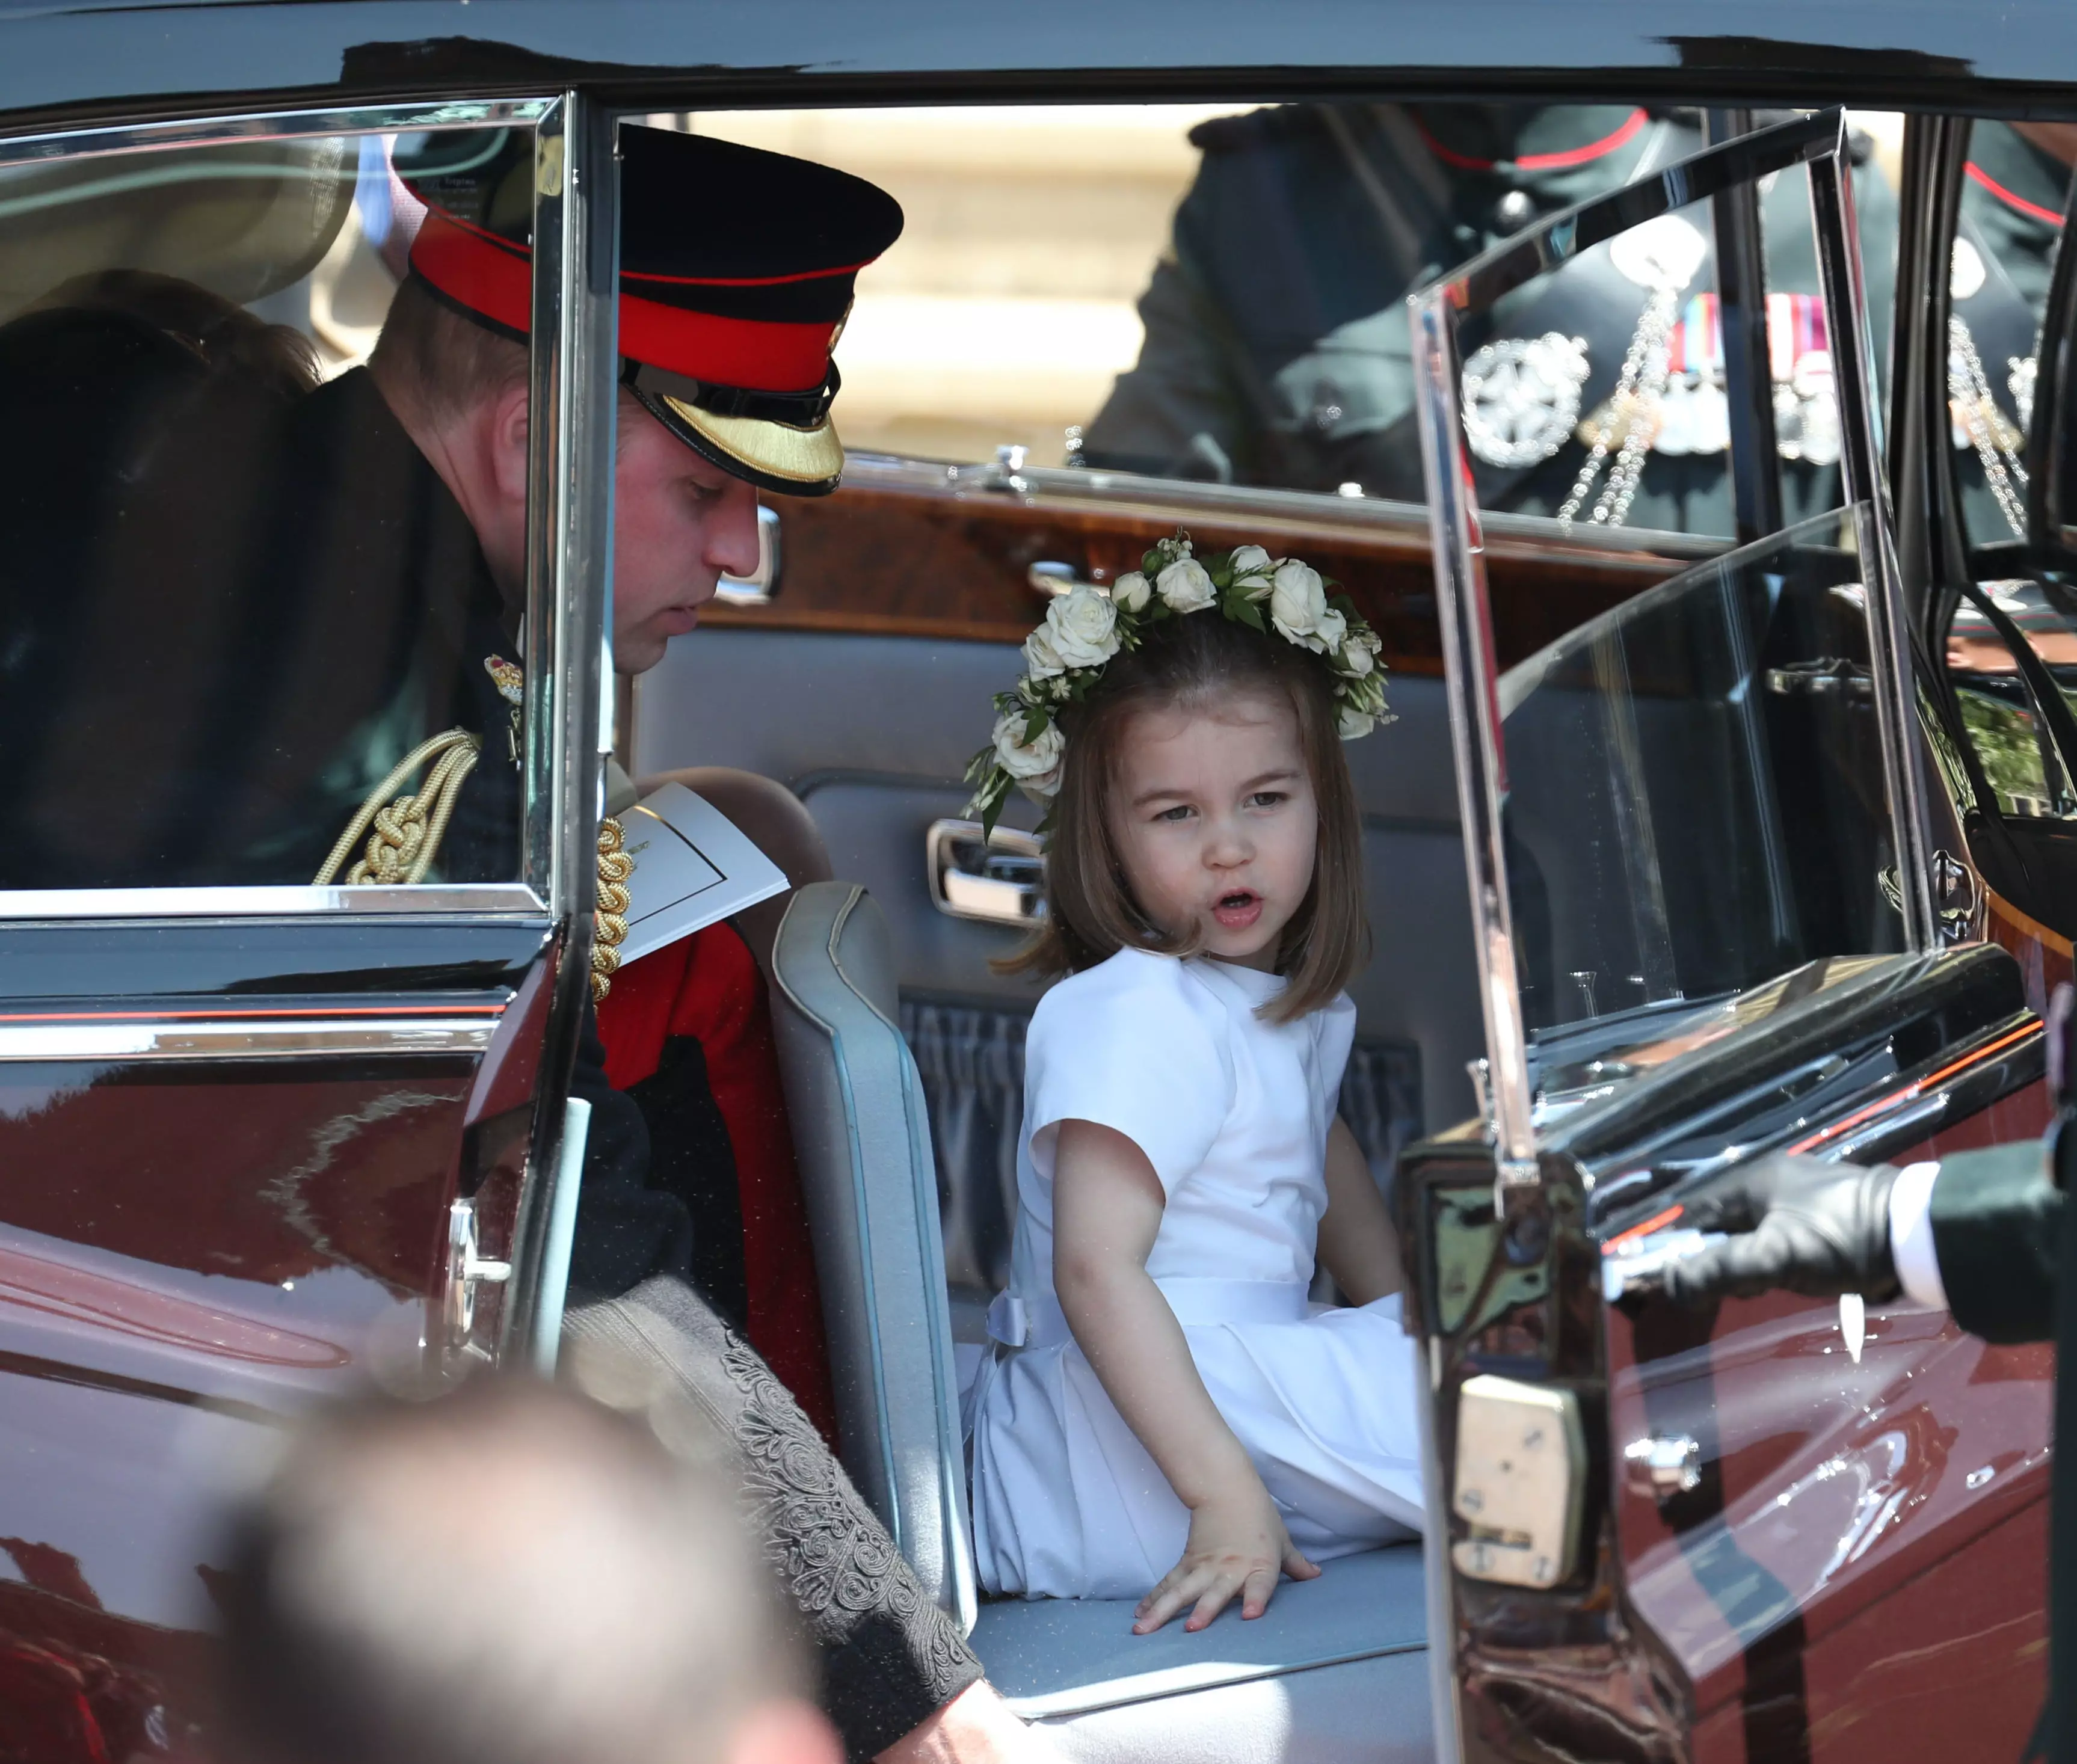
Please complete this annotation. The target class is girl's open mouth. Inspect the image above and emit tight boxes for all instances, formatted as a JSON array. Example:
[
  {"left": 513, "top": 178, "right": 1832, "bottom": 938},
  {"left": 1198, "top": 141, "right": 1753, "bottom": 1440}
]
[{"left": 1212, "top": 889, "right": 1263, "bottom": 930}]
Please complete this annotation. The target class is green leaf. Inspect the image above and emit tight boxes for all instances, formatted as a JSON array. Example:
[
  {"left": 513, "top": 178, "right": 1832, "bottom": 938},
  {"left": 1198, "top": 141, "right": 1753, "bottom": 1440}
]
[
  {"left": 1021, "top": 706, "right": 1051, "bottom": 743},
  {"left": 1229, "top": 598, "right": 1266, "bottom": 633},
  {"left": 1328, "top": 591, "right": 1358, "bottom": 617}
]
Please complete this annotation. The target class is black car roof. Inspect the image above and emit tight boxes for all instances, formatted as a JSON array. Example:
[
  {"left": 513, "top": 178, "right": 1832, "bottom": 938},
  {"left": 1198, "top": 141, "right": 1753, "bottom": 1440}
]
[{"left": 0, "top": 0, "right": 2072, "bottom": 135}]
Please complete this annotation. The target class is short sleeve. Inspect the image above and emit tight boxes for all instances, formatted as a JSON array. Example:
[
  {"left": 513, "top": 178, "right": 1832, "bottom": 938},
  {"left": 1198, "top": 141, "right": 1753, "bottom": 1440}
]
[
  {"left": 1313, "top": 993, "right": 1358, "bottom": 1140},
  {"left": 1024, "top": 953, "right": 1234, "bottom": 1196}
]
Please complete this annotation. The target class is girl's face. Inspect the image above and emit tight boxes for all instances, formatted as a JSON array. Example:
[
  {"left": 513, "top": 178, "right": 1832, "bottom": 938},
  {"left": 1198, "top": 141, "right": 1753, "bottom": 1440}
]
[{"left": 1105, "top": 687, "right": 1319, "bottom": 973}]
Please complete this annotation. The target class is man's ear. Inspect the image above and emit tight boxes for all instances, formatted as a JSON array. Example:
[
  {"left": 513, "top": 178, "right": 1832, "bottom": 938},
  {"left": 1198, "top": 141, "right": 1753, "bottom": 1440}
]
[{"left": 488, "top": 380, "right": 531, "bottom": 509}]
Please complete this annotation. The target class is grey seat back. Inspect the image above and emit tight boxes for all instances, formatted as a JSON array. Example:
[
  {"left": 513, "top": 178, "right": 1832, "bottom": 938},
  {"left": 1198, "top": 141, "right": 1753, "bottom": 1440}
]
[{"left": 768, "top": 880, "right": 977, "bottom": 1629}]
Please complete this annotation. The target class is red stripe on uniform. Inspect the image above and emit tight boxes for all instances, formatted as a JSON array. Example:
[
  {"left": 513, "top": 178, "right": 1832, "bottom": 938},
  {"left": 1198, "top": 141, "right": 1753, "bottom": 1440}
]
[
  {"left": 410, "top": 210, "right": 837, "bottom": 392},
  {"left": 1965, "top": 161, "right": 2066, "bottom": 228},
  {"left": 1420, "top": 108, "right": 1648, "bottom": 173}
]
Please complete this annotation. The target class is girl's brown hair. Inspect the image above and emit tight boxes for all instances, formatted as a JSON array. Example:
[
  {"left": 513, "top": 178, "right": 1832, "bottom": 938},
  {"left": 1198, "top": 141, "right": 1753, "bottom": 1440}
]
[{"left": 1002, "top": 609, "right": 1370, "bottom": 1023}]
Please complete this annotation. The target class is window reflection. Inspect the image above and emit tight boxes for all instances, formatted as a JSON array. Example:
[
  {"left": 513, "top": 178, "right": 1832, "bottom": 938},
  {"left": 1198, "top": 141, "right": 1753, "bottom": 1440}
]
[
  {"left": 1500, "top": 509, "right": 1900, "bottom": 1039},
  {"left": 0, "top": 125, "right": 532, "bottom": 892},
  {"left": 683, "top": 105, "right": 1901, "bottom": 542}
]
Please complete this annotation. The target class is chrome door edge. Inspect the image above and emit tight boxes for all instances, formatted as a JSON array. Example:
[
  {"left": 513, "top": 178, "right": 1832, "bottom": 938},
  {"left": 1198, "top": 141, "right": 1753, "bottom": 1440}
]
[
  {"left": 0, "top": 884, "right": 550, "bottom": 920},
  {"left": 0, "top": 1017, "right": 500, "bottom": 1061},
  {"left": 0, "top": 97, "right": 556, "bottom": 165}
]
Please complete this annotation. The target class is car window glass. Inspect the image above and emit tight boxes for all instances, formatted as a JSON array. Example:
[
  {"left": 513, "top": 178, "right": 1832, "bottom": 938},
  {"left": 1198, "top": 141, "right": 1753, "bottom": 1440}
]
[
  {"left": 0, "top": 120, "right": 541, "bottom": 897},
  {"left": 676, "top": 104, "right": 1898, "bottom": 547},
  {"left": 1502, "top": 511, "right": 1900, "bottom": 1070}
]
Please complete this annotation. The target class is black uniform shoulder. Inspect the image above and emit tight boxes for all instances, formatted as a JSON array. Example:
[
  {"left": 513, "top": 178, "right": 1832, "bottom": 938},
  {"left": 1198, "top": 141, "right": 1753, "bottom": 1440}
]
[{"left": 1187, "top": 104, "right": 1336, "bottom": 155}]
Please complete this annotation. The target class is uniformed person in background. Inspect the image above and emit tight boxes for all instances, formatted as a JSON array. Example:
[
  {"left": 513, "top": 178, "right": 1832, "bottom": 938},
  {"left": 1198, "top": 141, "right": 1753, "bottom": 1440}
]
[
  {"left": 1948, "top": 120, "right": 2074, "bottom": 549},
  {"left": 1646, "top": 1117, "right": 2070, "bottom": 1760},
  {"left": 1080, "top": 103, "right": 1898, "bottom": 539}
]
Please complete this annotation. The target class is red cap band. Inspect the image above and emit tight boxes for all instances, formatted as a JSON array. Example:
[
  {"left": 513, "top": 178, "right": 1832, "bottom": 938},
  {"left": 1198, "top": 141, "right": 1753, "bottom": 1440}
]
[{"left": 411, "top": 210, "right": 840, "bottom": 393}]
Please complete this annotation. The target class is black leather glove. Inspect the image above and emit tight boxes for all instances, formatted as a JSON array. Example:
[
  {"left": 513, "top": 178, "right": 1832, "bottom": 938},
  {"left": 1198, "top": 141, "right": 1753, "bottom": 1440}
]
[{"left": 1652, "top": 1153, "right": 1904, "bottom": 1306}]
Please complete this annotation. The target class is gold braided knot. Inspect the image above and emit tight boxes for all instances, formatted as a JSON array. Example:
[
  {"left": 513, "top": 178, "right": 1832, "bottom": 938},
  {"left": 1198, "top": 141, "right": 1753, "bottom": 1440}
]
[
  {"left": 314, "top": 730, "right": 483, "bottom": 888},
  {"left": 591, "top": 817, "right": 633, "bottom": 1002}
]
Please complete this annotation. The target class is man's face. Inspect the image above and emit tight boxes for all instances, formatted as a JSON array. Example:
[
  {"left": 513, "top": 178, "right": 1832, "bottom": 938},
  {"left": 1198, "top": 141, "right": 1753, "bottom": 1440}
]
[{"left": 611, "top": 394, "right": 763, "bottom": 675}]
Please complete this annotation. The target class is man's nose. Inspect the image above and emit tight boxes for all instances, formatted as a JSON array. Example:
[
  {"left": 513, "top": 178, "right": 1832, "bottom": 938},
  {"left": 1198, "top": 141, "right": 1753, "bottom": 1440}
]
[{"left": 710, "top": 481, "right": 763, "bottom": 582}]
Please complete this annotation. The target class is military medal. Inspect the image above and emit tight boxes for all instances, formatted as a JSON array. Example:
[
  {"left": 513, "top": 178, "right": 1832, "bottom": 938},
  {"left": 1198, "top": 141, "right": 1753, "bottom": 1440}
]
[
  {"left": 1460, "top": 332, "right": 1591, "bottom": 468},
  {"left": 1559, "top": 213, "right": 1708, "bottom": 531},
  {"left": 1945, "top": 241, "right": 2032, "bottom": 539},
  {"left": 1768, "top": 293, "right": 1842, "bottom": 469}
]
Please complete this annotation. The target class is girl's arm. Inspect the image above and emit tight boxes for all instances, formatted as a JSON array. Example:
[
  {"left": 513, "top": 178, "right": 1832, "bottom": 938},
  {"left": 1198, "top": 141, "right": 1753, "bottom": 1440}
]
[
  {"left": 1317, "top": 1116, "right": 1405, "bottom": 1305},
  {"left": 1051, "top": 1118, "right": 1319, "bottom": 1632}
]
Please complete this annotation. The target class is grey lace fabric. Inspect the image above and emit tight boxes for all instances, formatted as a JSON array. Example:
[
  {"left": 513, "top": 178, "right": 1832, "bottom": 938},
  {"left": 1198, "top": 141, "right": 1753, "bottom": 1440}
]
[{"left": 565, "top": 1275, "right": 982, "bottom": 1762}]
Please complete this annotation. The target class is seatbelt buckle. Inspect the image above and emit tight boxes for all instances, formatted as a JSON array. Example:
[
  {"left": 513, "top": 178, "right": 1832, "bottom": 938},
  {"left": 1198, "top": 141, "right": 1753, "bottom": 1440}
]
[{"left": 985, "top": 1289, "right": 1029, "bottom": 1347}]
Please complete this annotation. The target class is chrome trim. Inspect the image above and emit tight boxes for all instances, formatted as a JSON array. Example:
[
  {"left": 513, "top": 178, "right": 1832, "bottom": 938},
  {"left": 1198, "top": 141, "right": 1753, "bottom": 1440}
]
[
  {"left": 0, "top": 99, "right": 555, "bottom": 167},
  {"left": 926, "top": 819, "right": 1046, "bottom": 926},
  {"left": 1412, "top": 290, "right": 1537, "bottom": 1194},
  {"left": 0, "top": 1018, "right": 497, "bottom": 1062},
  {"left": 0, "top": 884, "right": 549, "bottom": 920},
  {"left": 506, "top": 94, "right": 619, "bottom": 1374},
  {"left": 842, "top": 452, "right": 1725, "bottom": 571},
  {"left": 1809, "top": 140, "right": 1940, "bottom": 953},
  {"left": 1408, "top": 109, "right": 1857, "bottom": 1210}
]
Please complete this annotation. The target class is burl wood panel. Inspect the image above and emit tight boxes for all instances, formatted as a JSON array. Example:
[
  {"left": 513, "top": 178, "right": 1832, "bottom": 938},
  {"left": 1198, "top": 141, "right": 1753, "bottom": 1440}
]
[{"left": 705, "top": 481, "right": 1684, "bottom": 675}]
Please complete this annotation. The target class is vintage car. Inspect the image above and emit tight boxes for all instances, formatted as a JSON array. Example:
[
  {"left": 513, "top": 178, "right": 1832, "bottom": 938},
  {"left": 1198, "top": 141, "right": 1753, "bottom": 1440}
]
[{"left": 1, "top": 5, "right": 2075, "bottom": 1763}]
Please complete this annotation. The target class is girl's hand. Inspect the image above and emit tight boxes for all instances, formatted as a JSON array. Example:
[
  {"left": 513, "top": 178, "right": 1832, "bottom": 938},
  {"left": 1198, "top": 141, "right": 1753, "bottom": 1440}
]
[{"left": 1132, "top": 1471, "right": 1320, "bottom": 1635}]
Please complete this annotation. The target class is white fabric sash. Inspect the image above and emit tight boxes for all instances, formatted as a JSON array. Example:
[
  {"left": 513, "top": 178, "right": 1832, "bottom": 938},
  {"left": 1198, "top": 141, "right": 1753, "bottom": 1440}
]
[{"left": 986, "top": 1277, "right": 1311, "bottom": 1350}]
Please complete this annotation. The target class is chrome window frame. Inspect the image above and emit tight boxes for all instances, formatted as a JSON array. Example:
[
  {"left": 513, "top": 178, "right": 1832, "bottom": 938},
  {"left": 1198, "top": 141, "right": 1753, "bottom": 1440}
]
[
  {"left": 1409, "top": 107, "right": 1936, "bottom": 1202},
  {"left": 0, "top": 94, "right": 572, "bottom": 922}
]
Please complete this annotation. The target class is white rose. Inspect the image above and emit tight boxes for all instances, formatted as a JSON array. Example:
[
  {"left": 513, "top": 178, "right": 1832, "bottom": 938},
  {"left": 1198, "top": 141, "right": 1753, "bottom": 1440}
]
[
  {"left": 1340, "top": 636, "right": 1376, "bottom": 677},
  {"left": 1337, "top": 704, "right": 1377, "bottom": 740},
  {"left": 1269, "top": 559, "right": 1328, "bottom": 645},
  {"left": 1044, "top": 582, "right": 1121, "bottom": 667},
  {"left": 1022, "top": 623, "right": 1065, "bottom": 680},
  {"left": 992, "top": 712, "right": 1065, "bottom": 791},
  {"left": 1156, "top": 558, "right": 1217, "bottom": 613},
  {"left": 1227, "top": 544, "right": 1275, "bottom": 598},
  {"left": 1313, "top": 606, "right": 1347, "bottom": 654},
  {"left": 1110, "top": 570, "right": 1151, "bottom": 613}
]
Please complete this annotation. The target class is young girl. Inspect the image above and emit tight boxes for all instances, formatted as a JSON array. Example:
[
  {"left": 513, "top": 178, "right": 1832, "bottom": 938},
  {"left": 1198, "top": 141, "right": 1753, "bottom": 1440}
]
[{"left": 963, "top": 535, "right": 1423, "bottom": 1635}]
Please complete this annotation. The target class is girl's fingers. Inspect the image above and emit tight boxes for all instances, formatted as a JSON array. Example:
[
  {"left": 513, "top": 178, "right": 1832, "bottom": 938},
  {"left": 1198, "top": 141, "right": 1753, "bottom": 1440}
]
[
  {"left": 1239, "top": 1564, "right": 1281, "bottom": 1619},
  {"left": 1134, "top": 1566, "right": 1211, "bottom": 1633},
  {"left": 1185, "top": 1571, "right": 1245, "bottom": 1632},
  {"left": 1283, "top": 1544, "right": 1321, "bottom": 1582}
]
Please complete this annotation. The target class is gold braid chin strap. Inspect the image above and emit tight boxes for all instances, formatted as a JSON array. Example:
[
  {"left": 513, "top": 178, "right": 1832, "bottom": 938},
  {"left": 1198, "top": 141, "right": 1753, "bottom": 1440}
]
[
  {"left": 592, "top": 817, "right": 632, "bottom": 1002},
  {"left": 313, "top": 729, "right": 484, "bottom": 887}
]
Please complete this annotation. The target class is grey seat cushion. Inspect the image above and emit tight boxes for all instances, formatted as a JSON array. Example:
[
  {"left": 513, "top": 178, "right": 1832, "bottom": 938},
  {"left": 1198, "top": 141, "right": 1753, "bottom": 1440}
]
[{"left": 768, "top": 880, "right": 977, "bottom": 1630}]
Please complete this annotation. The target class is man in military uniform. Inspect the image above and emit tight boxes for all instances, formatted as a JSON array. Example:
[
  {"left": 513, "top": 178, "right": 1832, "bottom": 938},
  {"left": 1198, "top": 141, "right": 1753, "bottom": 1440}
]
[
  {"left": 1081, "top": 103, "right": 1897, "bottom": 539},
  {"left": 1949, "top": 120, "right": 2074, "bottom": 547},
  {"left": 241, "top": 124, "right": 1040, "bottom": 1764},
  {"left": 1647, "top": 1131, "right": 2069, "bottom": 1759}
]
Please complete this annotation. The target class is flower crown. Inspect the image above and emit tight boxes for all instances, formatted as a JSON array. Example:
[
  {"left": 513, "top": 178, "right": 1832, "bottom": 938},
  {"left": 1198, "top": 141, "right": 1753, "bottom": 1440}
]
[{"left": 964, "top": 532, "right": 1391, "bottom": 834}]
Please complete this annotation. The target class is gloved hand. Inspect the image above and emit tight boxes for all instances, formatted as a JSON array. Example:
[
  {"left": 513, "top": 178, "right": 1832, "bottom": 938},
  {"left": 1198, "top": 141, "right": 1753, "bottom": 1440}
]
[{"left": 1652, "top": 1153, "right": 1903, "bottom": 1306}]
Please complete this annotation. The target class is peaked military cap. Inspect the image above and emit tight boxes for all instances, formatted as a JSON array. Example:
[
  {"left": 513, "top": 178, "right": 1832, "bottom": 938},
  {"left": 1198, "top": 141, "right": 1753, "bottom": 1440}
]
[{"left": 398, "top": 123, "right": 903, "bottom": 496}]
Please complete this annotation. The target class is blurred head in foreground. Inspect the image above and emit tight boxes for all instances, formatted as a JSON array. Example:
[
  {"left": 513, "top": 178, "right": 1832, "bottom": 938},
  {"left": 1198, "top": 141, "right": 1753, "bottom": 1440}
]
[{"left": 214, "top": 1376, "right": 837, "bottom": 1764}]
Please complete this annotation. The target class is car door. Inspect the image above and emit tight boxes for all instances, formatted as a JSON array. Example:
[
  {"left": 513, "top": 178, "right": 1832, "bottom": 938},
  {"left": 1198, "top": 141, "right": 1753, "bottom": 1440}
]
[
  {"left": 1396, "top": 109, "right": 2055, "bottom": 1764},
  {"left": 0, "top": 97, "right": 607, "bottom": 1763}
]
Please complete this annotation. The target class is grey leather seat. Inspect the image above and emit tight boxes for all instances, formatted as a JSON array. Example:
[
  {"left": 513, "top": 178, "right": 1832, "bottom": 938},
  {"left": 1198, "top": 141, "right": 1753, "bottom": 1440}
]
[{"left": 768, "top": 879, "right": 979, "bottom": 1629}]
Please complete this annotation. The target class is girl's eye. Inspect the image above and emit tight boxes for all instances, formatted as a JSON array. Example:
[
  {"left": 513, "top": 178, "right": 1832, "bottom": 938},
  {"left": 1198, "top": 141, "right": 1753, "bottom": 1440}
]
[
  {"left": 1152, "top": 804, "right": 1194, "bottom": 823},
  {"left": 1248, "top": 791, "right": 1287, "bottom": 808}
]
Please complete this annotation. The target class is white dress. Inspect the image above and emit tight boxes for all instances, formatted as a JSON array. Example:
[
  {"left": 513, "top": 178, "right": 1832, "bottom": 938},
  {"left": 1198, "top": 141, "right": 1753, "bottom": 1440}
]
[{"left": 968, "top": 947, "right": 1425, "bottom": 1601}]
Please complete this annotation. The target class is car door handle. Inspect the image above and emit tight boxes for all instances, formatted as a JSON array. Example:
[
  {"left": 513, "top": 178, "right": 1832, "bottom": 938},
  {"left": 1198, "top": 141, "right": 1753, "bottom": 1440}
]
[{"left": 927, "top": 819, "right": 1046, "bottom": 926}]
